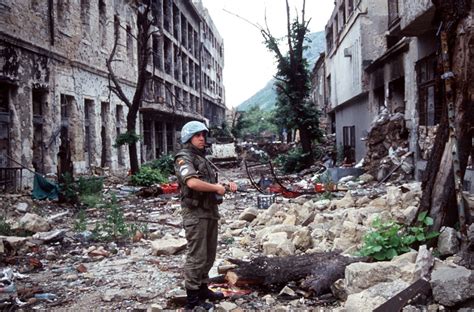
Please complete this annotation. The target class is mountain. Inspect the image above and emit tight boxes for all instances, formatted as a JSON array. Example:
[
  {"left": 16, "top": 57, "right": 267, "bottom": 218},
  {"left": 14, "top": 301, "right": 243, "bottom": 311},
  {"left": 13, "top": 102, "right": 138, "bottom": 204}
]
[{"left": 236, "top": 31, "right": 326, "bottom": 112}]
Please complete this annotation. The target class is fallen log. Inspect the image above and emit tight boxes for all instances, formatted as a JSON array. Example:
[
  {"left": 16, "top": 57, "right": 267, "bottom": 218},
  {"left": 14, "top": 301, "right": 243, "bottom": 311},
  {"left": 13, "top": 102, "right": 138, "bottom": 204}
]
[{"left": 224, "top": 252, "right": 365, "bottom": 296}]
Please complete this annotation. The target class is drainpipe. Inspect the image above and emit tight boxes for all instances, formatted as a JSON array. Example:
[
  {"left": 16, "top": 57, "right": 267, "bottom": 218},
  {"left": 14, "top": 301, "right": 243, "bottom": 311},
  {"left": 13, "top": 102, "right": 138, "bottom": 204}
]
[{"left": 48, "top": 0, "right": 55, "bottom": 46}]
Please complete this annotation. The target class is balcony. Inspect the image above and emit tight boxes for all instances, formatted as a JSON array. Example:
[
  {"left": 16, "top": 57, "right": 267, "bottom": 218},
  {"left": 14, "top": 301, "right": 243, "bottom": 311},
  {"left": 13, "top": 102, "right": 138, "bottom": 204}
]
[{"left": 399, "top": 0, "right": 435, "bottom": 36}]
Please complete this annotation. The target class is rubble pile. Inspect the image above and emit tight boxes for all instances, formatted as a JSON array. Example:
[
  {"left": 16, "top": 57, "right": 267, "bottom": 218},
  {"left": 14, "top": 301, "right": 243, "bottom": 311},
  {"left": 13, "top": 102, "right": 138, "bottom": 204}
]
[
  {"left": 364, "top": 109, "right": 412, "bottom": 181},
  {"left": 0, "top": 170, "right": 473, "bottom": 311}
]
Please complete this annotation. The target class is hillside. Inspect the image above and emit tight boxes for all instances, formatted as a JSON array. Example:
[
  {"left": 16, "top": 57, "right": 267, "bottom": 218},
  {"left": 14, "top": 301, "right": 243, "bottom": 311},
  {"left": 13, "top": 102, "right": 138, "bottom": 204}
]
[{"left": 237, "top": 31, "right": 325, "bottom": 112}]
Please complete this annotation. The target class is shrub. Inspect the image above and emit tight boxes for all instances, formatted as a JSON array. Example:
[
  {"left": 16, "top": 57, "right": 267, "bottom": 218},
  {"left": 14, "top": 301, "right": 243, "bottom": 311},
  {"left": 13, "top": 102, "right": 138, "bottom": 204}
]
[
  {"left": 357, "top": 212, "right": 439, "bottom": 261},
  {"left": 143, "top": 154, "right": 175, "bottom": 176},
  {"left": 130, "top": 166, "right": 167, "bottom": 186},
  {"left": 275, "top": 147, "right": 311, "bottom": 173}
]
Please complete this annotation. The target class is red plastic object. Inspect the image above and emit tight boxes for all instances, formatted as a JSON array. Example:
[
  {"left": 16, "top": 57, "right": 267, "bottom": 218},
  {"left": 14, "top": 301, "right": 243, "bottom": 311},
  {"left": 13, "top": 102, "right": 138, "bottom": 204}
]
[
  {"left": 161, "top": 183, "right": 179, "bottom": 194},
  {"left": 315, "top": 183, "right": 325, "bottom": 193}
]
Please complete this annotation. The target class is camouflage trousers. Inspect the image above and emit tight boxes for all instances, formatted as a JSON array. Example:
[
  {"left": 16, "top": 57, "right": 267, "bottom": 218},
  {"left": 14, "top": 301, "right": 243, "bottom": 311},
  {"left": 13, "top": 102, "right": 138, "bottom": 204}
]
[{"left": 183, "top": 218, "right": 218, "bottom": 290}]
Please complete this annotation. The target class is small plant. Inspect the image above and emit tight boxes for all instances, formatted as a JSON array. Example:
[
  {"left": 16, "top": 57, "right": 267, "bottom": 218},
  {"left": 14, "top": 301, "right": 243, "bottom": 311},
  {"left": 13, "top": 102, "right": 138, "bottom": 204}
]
[
  {"left": 74, "top": 209, "right": 87, "bottom": 232},
  {"left": 79, "top": 193, "right": 103, "bottom": 208},
  {"left": 92, "top": 195, "right": 146, "bottom": 241},
  {"left": 0, "top": 216, "right": 12, "bottom": 236},
  {"left": 60, "top": 172, "right": 78, "bottom": 203},
  {"left": 357, "top": 213, "right": 439, "bottom": 261},
  {"left": 130, "top": 166, "right": 167, "bottom": 186},
  {"left": 77, "top": 176, "right": 103, "bottom": 194}
]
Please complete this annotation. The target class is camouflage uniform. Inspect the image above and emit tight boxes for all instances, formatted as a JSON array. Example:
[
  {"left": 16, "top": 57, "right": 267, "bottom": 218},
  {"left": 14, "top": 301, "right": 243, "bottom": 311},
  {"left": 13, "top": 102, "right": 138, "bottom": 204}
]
[{"left": 174, "top": 144, "right": 219, "bottom": 290}]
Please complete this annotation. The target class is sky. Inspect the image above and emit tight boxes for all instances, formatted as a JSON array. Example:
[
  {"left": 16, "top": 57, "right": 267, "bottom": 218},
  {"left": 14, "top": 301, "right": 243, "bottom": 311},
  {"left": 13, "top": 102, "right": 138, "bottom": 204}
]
[{"left": 200, "top": 0, "right": 335, "bottom": 108}]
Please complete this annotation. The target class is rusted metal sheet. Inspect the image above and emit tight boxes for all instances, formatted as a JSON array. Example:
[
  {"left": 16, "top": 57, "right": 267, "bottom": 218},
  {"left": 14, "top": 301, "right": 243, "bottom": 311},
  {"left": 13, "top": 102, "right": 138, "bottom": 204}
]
[{"left": 373, "top": 279, "right": 431, "bottom": 312}]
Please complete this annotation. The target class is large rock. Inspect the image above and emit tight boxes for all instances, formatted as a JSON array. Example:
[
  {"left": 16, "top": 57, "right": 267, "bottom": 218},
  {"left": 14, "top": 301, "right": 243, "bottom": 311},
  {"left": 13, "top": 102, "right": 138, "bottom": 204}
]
[
  {"left": 437, "top": 227, "right": 459, "bottom": 256},
  {"left": 430, "top": 261, "right": 473, "bottom": 307},
  {"left": 262, "top": 232, "right": 295, "bottom": 256},
  {"left": 344, "top": 280, "right": 410, "bottom": 312},
  {"left": 292, "top": 227, "right": 312, "bottom": 251},
  {"left": 14, "top": 213, "right": 50, "bottom": 233},
  {"left": 332, "top": 192, "right": 355, "bottom": 210},
  {"left": 345, "top": 252, "right": 417, "bottom": 294},
  {"left": 238, "top": 208, "right": 258, "bottom": 222},
  {"left": 151, "top": 237, "right": 187, "bottom": 256},
  {"left": 256, "top": 224, "right": 301, "bottom": 243}
]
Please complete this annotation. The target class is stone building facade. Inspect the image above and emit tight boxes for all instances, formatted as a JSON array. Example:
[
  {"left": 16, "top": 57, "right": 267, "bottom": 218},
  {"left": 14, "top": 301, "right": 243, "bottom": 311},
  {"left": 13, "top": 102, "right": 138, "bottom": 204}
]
[
  {"left": 0, "top": 0, "right": 225, "bottom": 189},
  {"left": 324, "top": 0, "right": 388, "bottom": 164}
]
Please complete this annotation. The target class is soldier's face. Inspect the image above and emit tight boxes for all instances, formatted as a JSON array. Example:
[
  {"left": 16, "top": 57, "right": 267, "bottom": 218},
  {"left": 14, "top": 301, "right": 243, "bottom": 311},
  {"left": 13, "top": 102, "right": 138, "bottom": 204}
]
[{"left": 190, "top": 131, "right": 206, "bottom": 150}]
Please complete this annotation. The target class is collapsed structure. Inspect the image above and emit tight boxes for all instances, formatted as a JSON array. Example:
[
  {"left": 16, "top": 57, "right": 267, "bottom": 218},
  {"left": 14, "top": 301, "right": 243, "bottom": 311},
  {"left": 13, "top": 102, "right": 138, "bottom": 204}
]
[
  {"left": 0, "top": 0, "right": 225, "bottom": 189},
  {"left": 311, "top": 0, "right": 473, "bottom": 191}
]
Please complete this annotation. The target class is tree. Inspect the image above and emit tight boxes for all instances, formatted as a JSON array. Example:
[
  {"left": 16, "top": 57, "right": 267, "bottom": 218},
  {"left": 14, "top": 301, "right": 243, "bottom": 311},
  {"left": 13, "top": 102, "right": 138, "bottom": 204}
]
[
  {"left": 419, "top": 1, "right": 473, "bottom": 235},
  {"left": 233, "top": 106, "right": 278, "bottom": 140},
  {"left": 106, "top": 0, "right": 156, "bottom": 174},
  {"left": 260, "top": 0, "right": 322, "bottom": 163}
]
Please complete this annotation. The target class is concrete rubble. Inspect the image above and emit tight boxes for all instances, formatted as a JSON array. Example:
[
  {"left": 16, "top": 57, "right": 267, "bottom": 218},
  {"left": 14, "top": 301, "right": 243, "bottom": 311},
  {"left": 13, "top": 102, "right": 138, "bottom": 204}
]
[{"left": 0, "top": 167, "right": 472, "bottom": 311}]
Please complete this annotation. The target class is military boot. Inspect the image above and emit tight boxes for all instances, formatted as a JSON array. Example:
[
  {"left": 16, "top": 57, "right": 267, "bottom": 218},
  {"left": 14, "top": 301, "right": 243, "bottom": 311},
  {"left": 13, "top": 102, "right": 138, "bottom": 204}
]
[
  {"left": 184, "top": 289, "right": 214, "bottom": 311},
  {"left": 199, "top": 283, "right": 225, "bottom": 301}
]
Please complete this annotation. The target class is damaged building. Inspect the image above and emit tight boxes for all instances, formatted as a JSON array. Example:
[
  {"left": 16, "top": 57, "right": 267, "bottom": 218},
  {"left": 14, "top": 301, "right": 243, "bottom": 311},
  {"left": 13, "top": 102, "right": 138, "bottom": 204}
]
[
  {"left": 313, "top": 0, "right": 473, "bottom": 191},
  {"left": 0, "top": 0, "right": 226, "bottom": 190}
]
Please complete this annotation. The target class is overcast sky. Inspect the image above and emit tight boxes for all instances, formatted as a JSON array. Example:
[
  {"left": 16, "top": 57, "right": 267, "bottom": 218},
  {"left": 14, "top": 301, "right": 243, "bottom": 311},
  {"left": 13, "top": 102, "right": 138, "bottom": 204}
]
[{"left": 200, "top": 0, "right": 335, "bottom": 108}]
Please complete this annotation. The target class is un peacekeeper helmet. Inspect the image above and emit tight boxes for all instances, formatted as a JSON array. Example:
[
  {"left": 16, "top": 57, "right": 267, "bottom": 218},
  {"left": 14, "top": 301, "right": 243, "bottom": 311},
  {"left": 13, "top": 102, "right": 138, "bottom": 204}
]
[{"left": 181, "top": 121, "right": 209, "bottom": 143}]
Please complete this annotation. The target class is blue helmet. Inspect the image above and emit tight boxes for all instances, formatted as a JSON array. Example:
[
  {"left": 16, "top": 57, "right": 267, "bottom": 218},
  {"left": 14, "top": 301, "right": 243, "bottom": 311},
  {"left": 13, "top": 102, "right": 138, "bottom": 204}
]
[{"left": 181, "top": 121, "right": 209, "bottom": 143}]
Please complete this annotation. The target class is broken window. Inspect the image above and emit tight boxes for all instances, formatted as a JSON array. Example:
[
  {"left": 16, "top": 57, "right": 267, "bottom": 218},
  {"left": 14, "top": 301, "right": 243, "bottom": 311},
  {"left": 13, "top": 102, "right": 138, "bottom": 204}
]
[
  {"left": 153, "top": 34, "right": 162, "bottom": 70},
  {"left": 0, "top": 84, "right": 10, "bottom": 168},
  {"left": 100, "top": 102, "right": 110, "bottom": 167},
  {"left": 116, "top": 105, "right": 124, "bottom": 166},
  {"left": 84, "top": 99, "right": 93, "bottom": 168},
  {"left": 164, "top": 37, "right": 172, "bottom": 75},
  {"left": 163, "top": 0, "right": 171, "bottom": 33},
  {"left": 165, "top": 82, "right": 173, "bottom": 107},
  {"left": 182, "top": 56, "right": 188, "bottom": 85},
  {"left": 166, "top": 123, "right": 173, "bottom": 153},
  {"left": 32, "top": 89, "right": 47, "bottom": 173},
  {"left": 388, "top": 0, "right": 400, "bottom": 27},
  {"left": 326, "top": 25, "right": 334, "bottom": 52},
  {"left": 126, "top": 24, "right": 133, "bottom": 61},
  {"left": 57, "top": 0, "right": 71, "bottom": 28},
  {"left": 99, "top": 0, "right": 106, "bottom": 47},
  {"left": 155, "top": 121, "right": 163, "bottom": 157},
  {"left": 114, "top": 15, "right": 120, "bottom": 43},
  {"left": 417, "top": 55, "right": 441, "bottom": 126},
  {"left": 59, "top": 94, "right": 74, "bottom": 180},
  {"left": 173, "top": 44, "right": 181, "bottom": 81},
  {"left": 143, "top": 119, "right": 152, "bottom": 161},
  {"left": 81, "top": 0, "right": 91, "bottom": 37},
  {"left": 173, "top": 4, "right": 179, "bottom": 39},
  {"left": 181, "top": 14, "right": 187, "bottom": 47},
  {"left": 343, "top": 126, "right": 356, "bottom": 163}
]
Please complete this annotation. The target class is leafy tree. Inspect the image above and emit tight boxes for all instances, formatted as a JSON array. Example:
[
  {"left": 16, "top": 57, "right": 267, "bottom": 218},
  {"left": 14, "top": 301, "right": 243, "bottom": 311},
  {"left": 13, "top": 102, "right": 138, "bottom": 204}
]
[
  {"left": 233, "top": 106, "right": 278, "bottom": 140},
  {"left": 106, "top": 0, "right": 157, "bottom": 174},
  {"left": 259, "top": 0, "right": 323, "bottom": 164}
]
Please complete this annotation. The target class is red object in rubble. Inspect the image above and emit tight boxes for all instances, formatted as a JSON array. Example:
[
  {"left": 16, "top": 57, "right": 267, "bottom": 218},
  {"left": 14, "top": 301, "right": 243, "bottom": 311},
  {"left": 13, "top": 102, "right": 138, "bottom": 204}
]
[
  {"left": 315, "top": 183, "right": 326, "bottom": 193},
  {"left": 161, "top": 183, "right": 179, "bottom": 194}
]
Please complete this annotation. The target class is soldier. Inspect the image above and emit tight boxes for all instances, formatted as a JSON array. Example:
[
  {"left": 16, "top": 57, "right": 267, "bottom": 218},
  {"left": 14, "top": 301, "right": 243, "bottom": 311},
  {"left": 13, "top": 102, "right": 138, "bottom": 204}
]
[{"left": 174, "top": 121, "right": 237, "bottom": 311}]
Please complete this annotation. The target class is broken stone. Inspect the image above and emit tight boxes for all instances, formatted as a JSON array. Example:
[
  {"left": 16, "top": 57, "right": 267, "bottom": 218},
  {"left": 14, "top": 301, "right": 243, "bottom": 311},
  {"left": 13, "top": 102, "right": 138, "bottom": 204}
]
[
  {"left": 262, "top": 232, "right": 295, "bottom": 256},
  {"left": 413, "top": 245, "right": 434, "bottom": 281},
  {"left": 0, "top": 235, "right": 31, "bottom": 249},
  {"left": 278, "top": 285, "right": 296, "bottom": 297},
  {"left": 238, "top": 207, "right": 258, "bottom": 222},
  {"left": 345, "top": 252, "right": 417, "bottom": 294},
  {"left": 430, "top": 261, "right": 474, "bottom": 307},
  {"left": 437, "top": 227, "right": 459, "bottom": 256},
  {"left": 151, "top": 237, "right": 187, "bottom": 256},
  {"left": 358, "top": 173, "right": 375, "bottom": 184},
  {"left": 344, "top": 280, "right": 410, "bottom": 312},
  {"left": 292, "top": 227, "right": 312, "bottom": 251},
  {"left": 216, "top": 301, "right": 238, "bottom": 312},
  {"left": 14, "top": 213, "right": 50, "bottom": 233},
  {"left": 32, "top": 229, "right": 66, "bottom": 243},
  {"left": 16, "top": 202, "right": 29, "bottom": 213}
]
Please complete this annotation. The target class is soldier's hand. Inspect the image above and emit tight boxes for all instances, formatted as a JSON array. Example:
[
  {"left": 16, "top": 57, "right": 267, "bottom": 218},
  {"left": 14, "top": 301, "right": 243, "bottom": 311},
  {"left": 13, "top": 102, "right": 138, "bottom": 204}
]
[
  {"left": 215, "top": 184, "right": 226, "bottom": 195},
  {"left": 227, "top": 182, "right": 238, "bottom": 192}
]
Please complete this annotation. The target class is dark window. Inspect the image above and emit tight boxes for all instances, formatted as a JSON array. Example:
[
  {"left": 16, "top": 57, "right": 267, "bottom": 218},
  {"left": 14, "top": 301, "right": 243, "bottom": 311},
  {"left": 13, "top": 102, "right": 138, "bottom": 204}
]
[
  {"left": 388, "top": 0, "right": 400, "bottom": 27},
  {"left": 417, "top": 55, "right": 441, "bottom": 126},
  {"left": 343, "top": 126, "right": 356, "bottom": 163}
]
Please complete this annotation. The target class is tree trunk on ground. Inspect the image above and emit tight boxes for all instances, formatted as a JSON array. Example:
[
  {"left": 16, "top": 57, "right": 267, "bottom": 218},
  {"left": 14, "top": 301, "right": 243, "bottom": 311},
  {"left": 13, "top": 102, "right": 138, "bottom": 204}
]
[
  {"left": 223, "top": 252, "right": 364, "bottom": 296},
  {"left": 419, "top": 1, "right": 473, "bottom": 232}
]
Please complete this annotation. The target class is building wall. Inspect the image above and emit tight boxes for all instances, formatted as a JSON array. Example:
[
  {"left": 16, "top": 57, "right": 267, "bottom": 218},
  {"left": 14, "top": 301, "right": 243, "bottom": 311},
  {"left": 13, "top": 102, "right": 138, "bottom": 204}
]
[
  {"left": 0, "top": 0, "right": 137, "bottom": 187},
  {"left": 334, "top": 98, "right": 371, "bottom": 162},
  {"left": 324, "top": 0, "right": 387, "bottom": 163}
]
